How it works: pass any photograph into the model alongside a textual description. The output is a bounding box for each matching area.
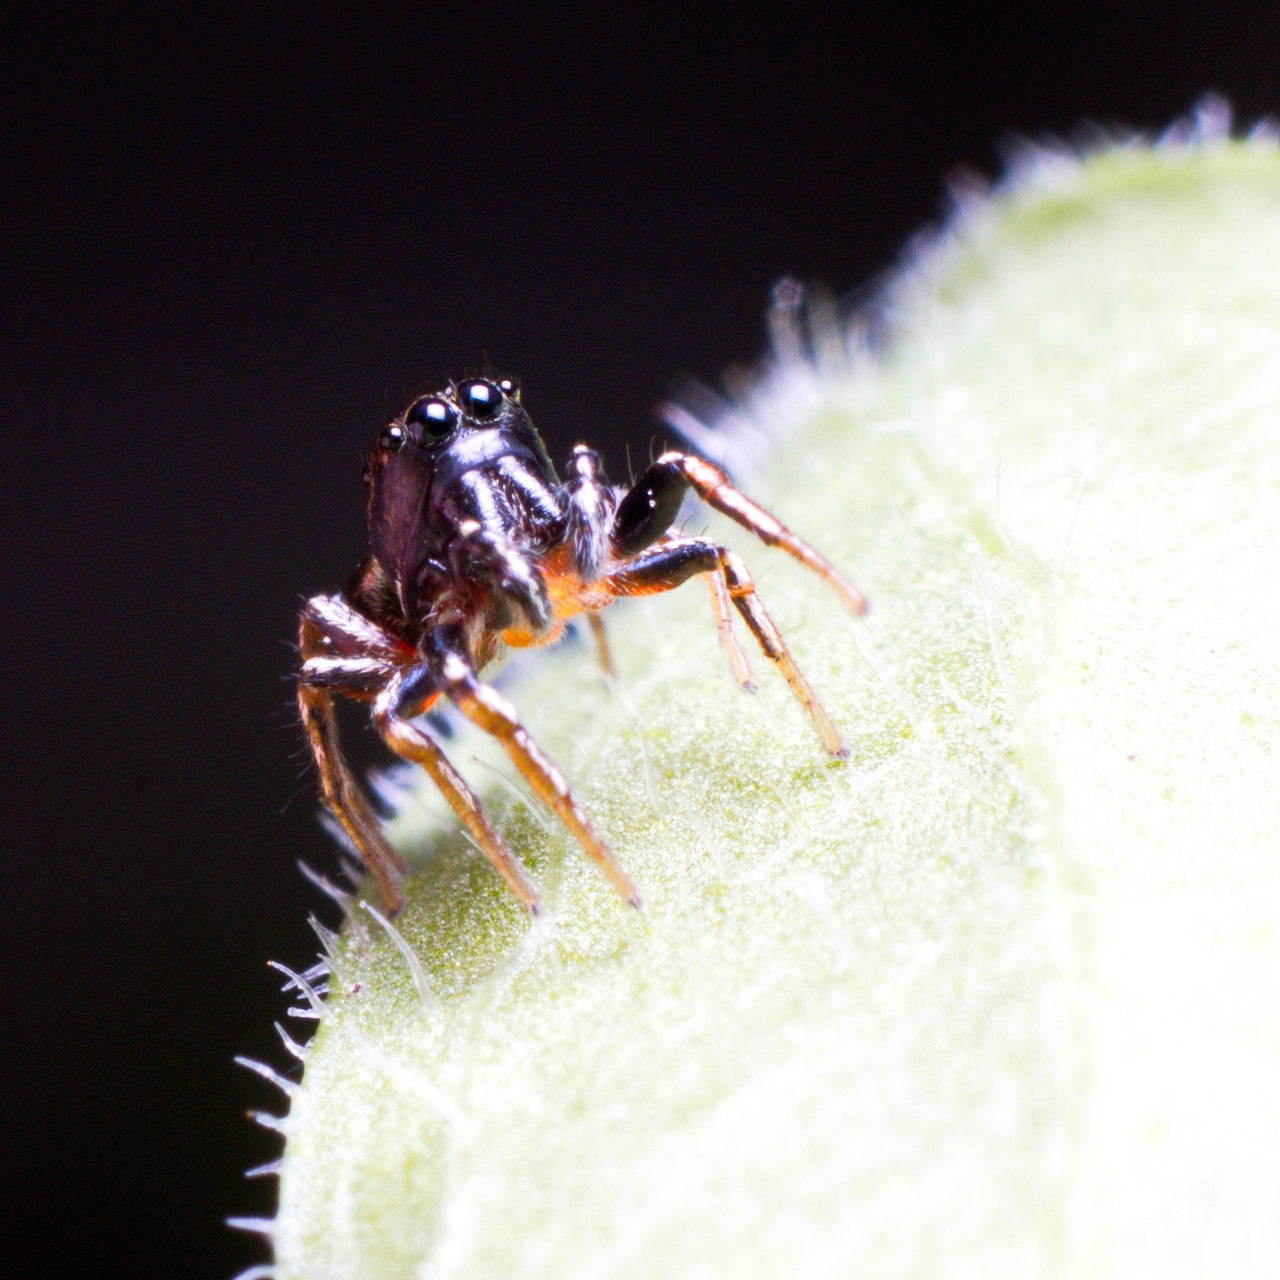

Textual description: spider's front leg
[372,667,541,914]
[613,451,867,614]
[425,623,642,907]
[298,595,410,913]
[300,594,542,914]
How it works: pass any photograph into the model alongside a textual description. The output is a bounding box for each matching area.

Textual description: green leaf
[269,134,1280,1279]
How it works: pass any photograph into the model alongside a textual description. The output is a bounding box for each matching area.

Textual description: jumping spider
[298,377,865,914]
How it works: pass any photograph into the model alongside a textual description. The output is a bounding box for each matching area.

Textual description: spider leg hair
[613,452,867,615]
[298,600,408,913]
[425,624,642,907]
[606,539,848,758]
[373,668,541,914]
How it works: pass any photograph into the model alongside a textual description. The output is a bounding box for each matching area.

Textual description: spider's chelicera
[298,377,866,914]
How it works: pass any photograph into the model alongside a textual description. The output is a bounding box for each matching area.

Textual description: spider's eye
[457,379,504,420]
[380,424,406,452]
[497,377,519,400]
[405,397,459,441]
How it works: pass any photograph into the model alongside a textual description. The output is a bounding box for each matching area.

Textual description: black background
[2,4,1276,1276]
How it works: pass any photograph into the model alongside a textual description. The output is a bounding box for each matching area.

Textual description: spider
[298,377,866,915]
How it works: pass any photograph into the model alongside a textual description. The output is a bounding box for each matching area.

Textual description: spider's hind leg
[606,538,848,758]
[707,567,757,692]
[717,548,847,758]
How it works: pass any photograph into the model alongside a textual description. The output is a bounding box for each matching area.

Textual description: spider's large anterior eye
[406,397,459,441]
[457,380,504,420]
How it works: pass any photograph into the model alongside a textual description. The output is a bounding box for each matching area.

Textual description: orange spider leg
[706,566,756,692]
[427,628,642,907]
[586,612,617,679]
[653,451,867,615]
[373,678,541,914]
[605,538,847,758]
[298,601,408,913]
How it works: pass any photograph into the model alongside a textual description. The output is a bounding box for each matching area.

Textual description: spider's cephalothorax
[298,377,866,914]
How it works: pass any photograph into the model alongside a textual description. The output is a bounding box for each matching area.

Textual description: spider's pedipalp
[449,519,552,634]
[562,445,616,582]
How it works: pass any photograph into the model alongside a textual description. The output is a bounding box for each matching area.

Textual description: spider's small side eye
[457,379,504,420]
[406,397,459,441]
[497,377,520,400]
[380,424,406,452]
